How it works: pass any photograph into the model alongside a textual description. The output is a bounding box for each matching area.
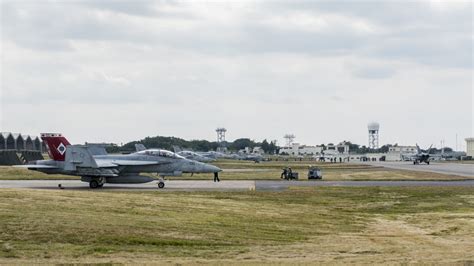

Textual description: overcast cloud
[0,0,472,149]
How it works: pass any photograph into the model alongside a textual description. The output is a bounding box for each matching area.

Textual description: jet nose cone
[205,163,221,173]
[212,165,222,172]
[186,160,222,173]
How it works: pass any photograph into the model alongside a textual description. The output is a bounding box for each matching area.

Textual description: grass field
[0,186,473,264]
[1,159,471,181]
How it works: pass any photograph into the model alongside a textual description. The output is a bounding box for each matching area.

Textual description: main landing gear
[157,177,165,189]
[89,180,104,189]
[158,181,165,189]
[82,176,105,189]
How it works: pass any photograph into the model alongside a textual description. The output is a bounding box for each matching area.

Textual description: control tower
[368,122,380,149]
[216,128,227,152]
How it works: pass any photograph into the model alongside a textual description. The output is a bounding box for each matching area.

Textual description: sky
[0,0,472,150]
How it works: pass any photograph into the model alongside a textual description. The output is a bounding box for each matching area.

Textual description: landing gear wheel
[89,180,99,189]
[426,161,430,165]
[158,182,165,189]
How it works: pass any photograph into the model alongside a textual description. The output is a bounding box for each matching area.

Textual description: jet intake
[159,171,183,177]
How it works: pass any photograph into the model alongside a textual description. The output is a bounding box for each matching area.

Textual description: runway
[1,179,474,192]
[0,180,256,191]
[363,161,474,177]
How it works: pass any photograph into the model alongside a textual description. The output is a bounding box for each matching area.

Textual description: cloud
[3,1,471,68]
[350,63,397,79]
[1,1,472,147]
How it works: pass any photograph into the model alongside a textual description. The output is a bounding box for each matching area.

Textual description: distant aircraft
[196,150,227,159]
[240,153,263,163]
[175,148,227,160]
[412,144,433,165]
[17,133,221,189]
[173,146,263,162]
[176,150,216,163]
[440,151,466,160]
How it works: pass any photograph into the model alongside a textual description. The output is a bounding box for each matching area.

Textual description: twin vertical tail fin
[135,143,146,152]
[41,133,71,161]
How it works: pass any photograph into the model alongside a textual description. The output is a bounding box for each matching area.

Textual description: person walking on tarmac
[287,167,293,180]
[214,172,220,182]
[281,167,288,179]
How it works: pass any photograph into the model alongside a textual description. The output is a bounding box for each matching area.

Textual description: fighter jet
[411,144,433,165]
[240,153,264,163]
[17,133,222,189]
[173,146,232,160]
[176,150,217,163]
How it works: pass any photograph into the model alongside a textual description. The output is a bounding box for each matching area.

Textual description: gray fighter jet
[169,146,216,162]
[240,153,264,163]
[410,144,433,165]
[17,133,221,189]
[176,150,216,163]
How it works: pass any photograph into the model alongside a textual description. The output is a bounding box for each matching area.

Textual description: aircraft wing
[96,159,167,168]
[14,165,58,169]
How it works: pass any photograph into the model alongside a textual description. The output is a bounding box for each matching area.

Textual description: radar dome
[368,122,380,131]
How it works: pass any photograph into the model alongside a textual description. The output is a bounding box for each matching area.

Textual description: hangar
[0,132,44,152]
[0,132,45,165]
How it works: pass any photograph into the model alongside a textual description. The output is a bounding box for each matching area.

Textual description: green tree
[261,139,270,153]
[229,138,255,151]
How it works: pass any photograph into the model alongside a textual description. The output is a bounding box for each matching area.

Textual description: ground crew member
[214,172,220,182]
[281,168,288,179]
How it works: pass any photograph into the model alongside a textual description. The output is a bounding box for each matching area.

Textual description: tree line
[106,136,279,154]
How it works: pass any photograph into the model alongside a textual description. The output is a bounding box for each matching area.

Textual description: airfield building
[336,141,350,154]
[279,143,323,156]
[386,145,418,161]
[240,146,264,155]
[466,138,474,157]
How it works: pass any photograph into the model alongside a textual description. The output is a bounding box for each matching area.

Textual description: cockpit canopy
[135,149,184,159]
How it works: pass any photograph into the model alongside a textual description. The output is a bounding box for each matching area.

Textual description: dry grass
[0,186,473,264]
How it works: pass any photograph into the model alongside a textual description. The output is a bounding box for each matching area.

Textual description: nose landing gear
[157,177,165,189]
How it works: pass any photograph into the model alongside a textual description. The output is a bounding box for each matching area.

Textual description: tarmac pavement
[362,161,473,177]
[1,179,474,192]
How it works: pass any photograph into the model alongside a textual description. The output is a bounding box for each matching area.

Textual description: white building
[388,145,417,153]
[240,146,264,155]
[387,145,418,161]
[466,138,474,157]
[336,141,350,154]
[279,143,323,156]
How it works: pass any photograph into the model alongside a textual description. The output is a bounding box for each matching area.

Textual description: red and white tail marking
[41,133,71,161]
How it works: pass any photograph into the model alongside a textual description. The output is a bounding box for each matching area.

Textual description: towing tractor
[308,167,323,180]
